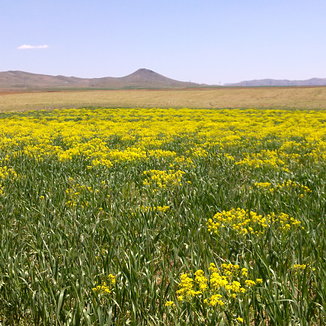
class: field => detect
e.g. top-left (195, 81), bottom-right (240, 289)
top-left (1, 86), bottom-right (326, 112)
top-left (0, 107), bottom-right (325, 325)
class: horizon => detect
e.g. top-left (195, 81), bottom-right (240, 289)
top-left (1, 68), bottom-right (325, 86)
top-left (1, 0), bottom-right (326, 84)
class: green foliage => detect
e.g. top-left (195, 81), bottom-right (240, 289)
top-left (0, 108), bottom-right (325, 325)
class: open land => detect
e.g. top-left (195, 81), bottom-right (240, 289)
top-left (0, 86), bottom-right (326, 112)
top-left (0, 105), bottom-right (325, 325)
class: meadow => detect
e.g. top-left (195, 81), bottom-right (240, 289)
top-left (1, 86), bottom-right (326, 112)
top-left (0, 107), bottom-right (325, 325)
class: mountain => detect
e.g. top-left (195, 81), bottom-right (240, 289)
top-left (0, 69), bottom-right (203, 90)
top-left (225, 78), bottom-right (326, 87)
top-left (1, 69), bottom-right (325, 90)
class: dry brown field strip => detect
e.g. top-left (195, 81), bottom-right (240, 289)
top-left (0, 87), bottom-right (326, 111)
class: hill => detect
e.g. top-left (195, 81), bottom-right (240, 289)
top-left (0, 69), bottom-right (203, 90)
top-left (2, 69), bottom-right (326, 90)
top-left (226, 78), bottom-right (326, 87)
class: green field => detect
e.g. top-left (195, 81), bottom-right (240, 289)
top-left (0, 107), bottom-right (325, 325)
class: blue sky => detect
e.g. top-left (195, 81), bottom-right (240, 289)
top-left (1, 0), bottom-right (326, 84)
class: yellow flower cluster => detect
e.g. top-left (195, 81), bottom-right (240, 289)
top-left (0, 166), bottom-right (18, 179)
top-left (0, 166), bottom-right (17, 197)
top-left (0, 108), bottom-right (326, 169)
top-left (253, 182), bottom-right (273, 189)
top-left (207, 208), bottom-right (303, 236)
top-left (167, 262), bottom-right (262, 316)
top-left (187, 148), bottom-right (208, 158)
top-left (147, 149), bottom-right (177, 159)
top-left (0, 108), bottom-right (324, 173)
top-left (235, 150), bottom-right (287, 170)
top-left (90, 158), bottom-right (113, 169)
top-left (292, 264), bottom-right (307, 270)
top-left (92, 274), bottom-right (116, 295)
top-left (143, 169), bottom-right (185, 188)
top-left (254, 180), bottom-right (312, 195)
top-left (164, 301), bottom-right (175, 307)
top-left (291, 264), bottom-right (316, 274)
top-left (22, 143), bottom-right (63, 160)
top-left (107, 148), bottom-right (147, 162)
top-left (139, 205), bottom-right (170, 213)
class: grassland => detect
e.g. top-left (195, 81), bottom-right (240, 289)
top-left (0, 107), bottom-right (325, 325)
top-left (0, 86), bottom-right (326, 112)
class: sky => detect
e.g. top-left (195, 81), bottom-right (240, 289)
top-left (1, 0), bottom-right (326, 84)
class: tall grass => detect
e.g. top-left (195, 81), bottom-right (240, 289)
top-left (0, 108), bottom-right (325, 325)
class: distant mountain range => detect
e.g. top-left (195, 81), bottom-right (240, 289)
top-left (0, 69), bottom-right (203, 90)
top-left (225, 78), bottom-right (326, 87)
top-left (0, 69), bottom-right (326, 90)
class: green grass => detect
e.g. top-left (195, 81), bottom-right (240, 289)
top-left (0, 108), bottom-right (325, 325)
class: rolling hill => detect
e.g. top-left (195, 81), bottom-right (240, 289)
top-left (0, 69), bottom-right (203, 90)
top-left (226, 78), bottom-right (326, 87)
top-left (1, 69), bottom-right (326, 90)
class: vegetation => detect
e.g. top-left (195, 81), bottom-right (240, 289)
top-left (1, 86), bottom-right (326, 112)
top-left (0, 107), bottom-right (325, 325)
